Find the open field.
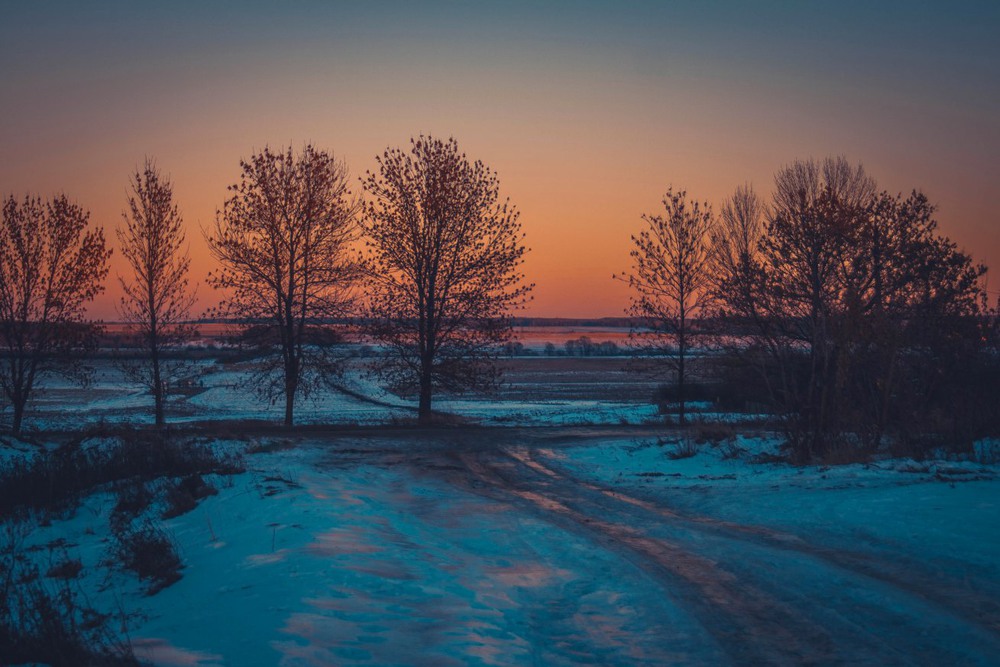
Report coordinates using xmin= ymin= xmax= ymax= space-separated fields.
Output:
xmin=15 ymin=355 xmax=668 ymax=431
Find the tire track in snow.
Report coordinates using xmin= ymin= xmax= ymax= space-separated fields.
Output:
xmin=518 ymin=446 xmax=1000 ymax=639
xmin=457 ymin=448 xmax=840 ymax=665
xmin=450 ymin=444 xmax=1000 ymax=666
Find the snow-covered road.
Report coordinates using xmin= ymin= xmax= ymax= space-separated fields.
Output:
xmin=46 ymin=427 xmax=995 ymax=666
xmin=444 ymin=440 xmax=1000 ymax=665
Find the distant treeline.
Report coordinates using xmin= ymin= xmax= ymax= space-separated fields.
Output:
xmin=503 ymin=337 xmax=625 ymax=357
xmin=512 ymin=317 xmax=634 ymax=328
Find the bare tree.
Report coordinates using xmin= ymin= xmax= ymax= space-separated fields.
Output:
xmin=360 ymin=135 xmax=532 ymax=424
xmin=710 ymin=184 xmax=767 ymax=321
xmin=623 ymin=188 xmax=715 ymax=426
xmin=766 ymin=159 xmax=882 ymax=455
xmin=858 ymin=189 xmax=987 ymax=451
xmin=0 ymin=195 xmax=111 ymax=434
xmin=706 ymin=184 xmax=781 ymax=422
xmin=207 ymin=145 xmax=360 ymax=426
xmin=714 ymin=157 xmax=987 ymax=460
xmin=117 ymin=159 xmax=195 ymax=426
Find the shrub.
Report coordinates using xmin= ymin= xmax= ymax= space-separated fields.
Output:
xmin=161 ymin=474 xmax=217 ymax=519
xmin=113 ymin=521 xmax=182 ymax=596
xmin=111 ymin=481 xmax=154 ymax=532
xmin=665 ymin=437 xmax=699 ymax=460
xmin=719 ymin=438 xmax=746 ymax=460
xmin=1 ymin=526 xmax=138 ymax=666
xmin=693 ymin=422 xmax=737 ymax=444
xmin=45 ymin=559 xmax=83 ymax=580
xmin=0 ymin=429 xmax=243 ymax=519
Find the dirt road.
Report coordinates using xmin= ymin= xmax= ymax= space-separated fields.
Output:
xmin=379 ymin=433 xmax=1000 ymax=666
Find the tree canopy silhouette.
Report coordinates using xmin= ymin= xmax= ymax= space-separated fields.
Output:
xmin=713 ymin=157 xmax=988 ymax=459
xmin=623 ymin=188 xmax=715 ymax=426
xmin=0 ymin=195 xmax=110 ymax=434
xmin=207 ymin=145 xmax=361 ymax=426
xmin=117 ymin=159 xmax=195 ymax=426
xmin=360 ymin=135 xmax=531 ymax=424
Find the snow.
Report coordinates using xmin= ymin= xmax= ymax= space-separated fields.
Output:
xmin=10 ymin=441 xmax=720 ymax=665
xmin=3 ymin=359 xmax=999 ymax=665
xmin=544 ymin=436 xmax=1000 ymax=575
xmin=13 ymin=359 xmax=661 ymax=430
xmin=7 ymin=431 xmax=998 ymax=665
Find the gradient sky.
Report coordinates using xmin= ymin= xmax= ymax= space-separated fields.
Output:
xmin=2 ymin=1 xmax=998 ymax=319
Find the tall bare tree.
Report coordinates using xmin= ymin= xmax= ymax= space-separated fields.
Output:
xmin=710 ymin=184 xmax=767 ymax=321
xmin=360 ymin=135 xmax=532 ymax=424
xmin=207 ymin=145 xmax=360 ymax=426
xmin=623 ymin=188 xmax=715 ymax=426
xmin=714 ymin=157 xmax=987 ymax=459
xmin=117 ymin=159 xmax=195 ymax=426
xmin=0 ymin=195 xmax=111 ymax=434
xmin=763 ymin=159 xmax=879 ymax=455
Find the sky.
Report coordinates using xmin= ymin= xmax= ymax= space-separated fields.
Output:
xmin=1 ymin=0 xmax=998 ymax=319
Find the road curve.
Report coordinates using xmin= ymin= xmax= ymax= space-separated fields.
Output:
xmin=439 ymin=442 xmax=1000 ymax=666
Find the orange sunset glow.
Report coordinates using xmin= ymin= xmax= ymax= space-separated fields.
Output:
xmin=2 ymin=2 xmax=998 ymax=319
xmin=3 ymin=4 xmax=1000 ymax=664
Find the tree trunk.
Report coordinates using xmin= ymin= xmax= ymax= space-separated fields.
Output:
xmin=418 ymin=357 xmax=433 ymax=425
xmin=678 ymin=348 xmax=686 ymax=427
xmin=11 ymin=397 xmax=25 ymax=436
xmin=152 ymin=354 xmax=164 ymax=427
xmin=677 ymin=319 xmax=687 ymax=428
xmin=284 ymin=389 xmax=295 ymax=427
xmin=284 ymin=360 xmax=297 ymax=427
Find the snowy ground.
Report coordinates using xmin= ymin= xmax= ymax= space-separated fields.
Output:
xmin=6 ymin=429 xmax=999 ymax=666
xmin=3 ymin=359 xmax=1000 ymax=665
xmin=14 ymin=357 xmax=663 ymax=430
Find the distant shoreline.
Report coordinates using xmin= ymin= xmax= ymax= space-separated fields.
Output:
xmin=99 ymin=317 xmax=638 ymax=329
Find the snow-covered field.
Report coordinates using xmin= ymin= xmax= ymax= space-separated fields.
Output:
xmin=549 ymin=436 xmax=1000 ymax=572
xmin=15 ymin=357 xmax=664 ymax=430
xmin=3 ymin=359 xmax=999 ymax=665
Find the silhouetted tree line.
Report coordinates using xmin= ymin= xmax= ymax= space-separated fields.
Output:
xmin=626 ymin=157 xmax=997 ymax=461
xmin=2 ymin=150 xmax=995 ymax=458
xmin=537 ymin=337 xmax=622 ymax=357
xmin=0 ymin=135 xmax=530 ymax=433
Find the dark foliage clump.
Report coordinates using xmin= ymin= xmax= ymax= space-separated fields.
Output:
xmin=653 ymin=381 xmax=751 ymax=415
xmin=692 ymin=422 xmax=738 ymax=445
xmin=708 ymin=350 xmax=777 ymax=414
xmin=1 ymin=530 xmax=139 ymax=666
xmin=113 ymin=520 xmax=182 ymax=596
xmin=0 ymin=429 xmax=243 ymax=520
xmin=46 ymin=558 xmax=84 ymax=580
xmin=561 ymin=337 xmax=622 ymax=357
xmin=161 ymin=474 xmax=217 ymax=519
xmin=111 ymin=481 xmax=155 ymax=532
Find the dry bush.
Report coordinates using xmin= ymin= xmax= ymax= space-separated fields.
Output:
xmin=111 ymin=481 xmax=154 ymax=532
xmin=0 ymin=429 xmax=243 ymax=519
xmin=45 ymin=559 xmax=83 ymax=580
xmin=161 ymin=474 xmax=217 ymax=519
xmin=692 ymin=422 xmax=737 ymax=444
xmin=666 ymin=437 xmax=699 ymax=460
xmin=1 ymin=524 xmax=138 ymax=665
xmin=719 ymin=439 xmax=746 ymax=460
xmin=112 ymin=520 xmax=182 ymax=596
